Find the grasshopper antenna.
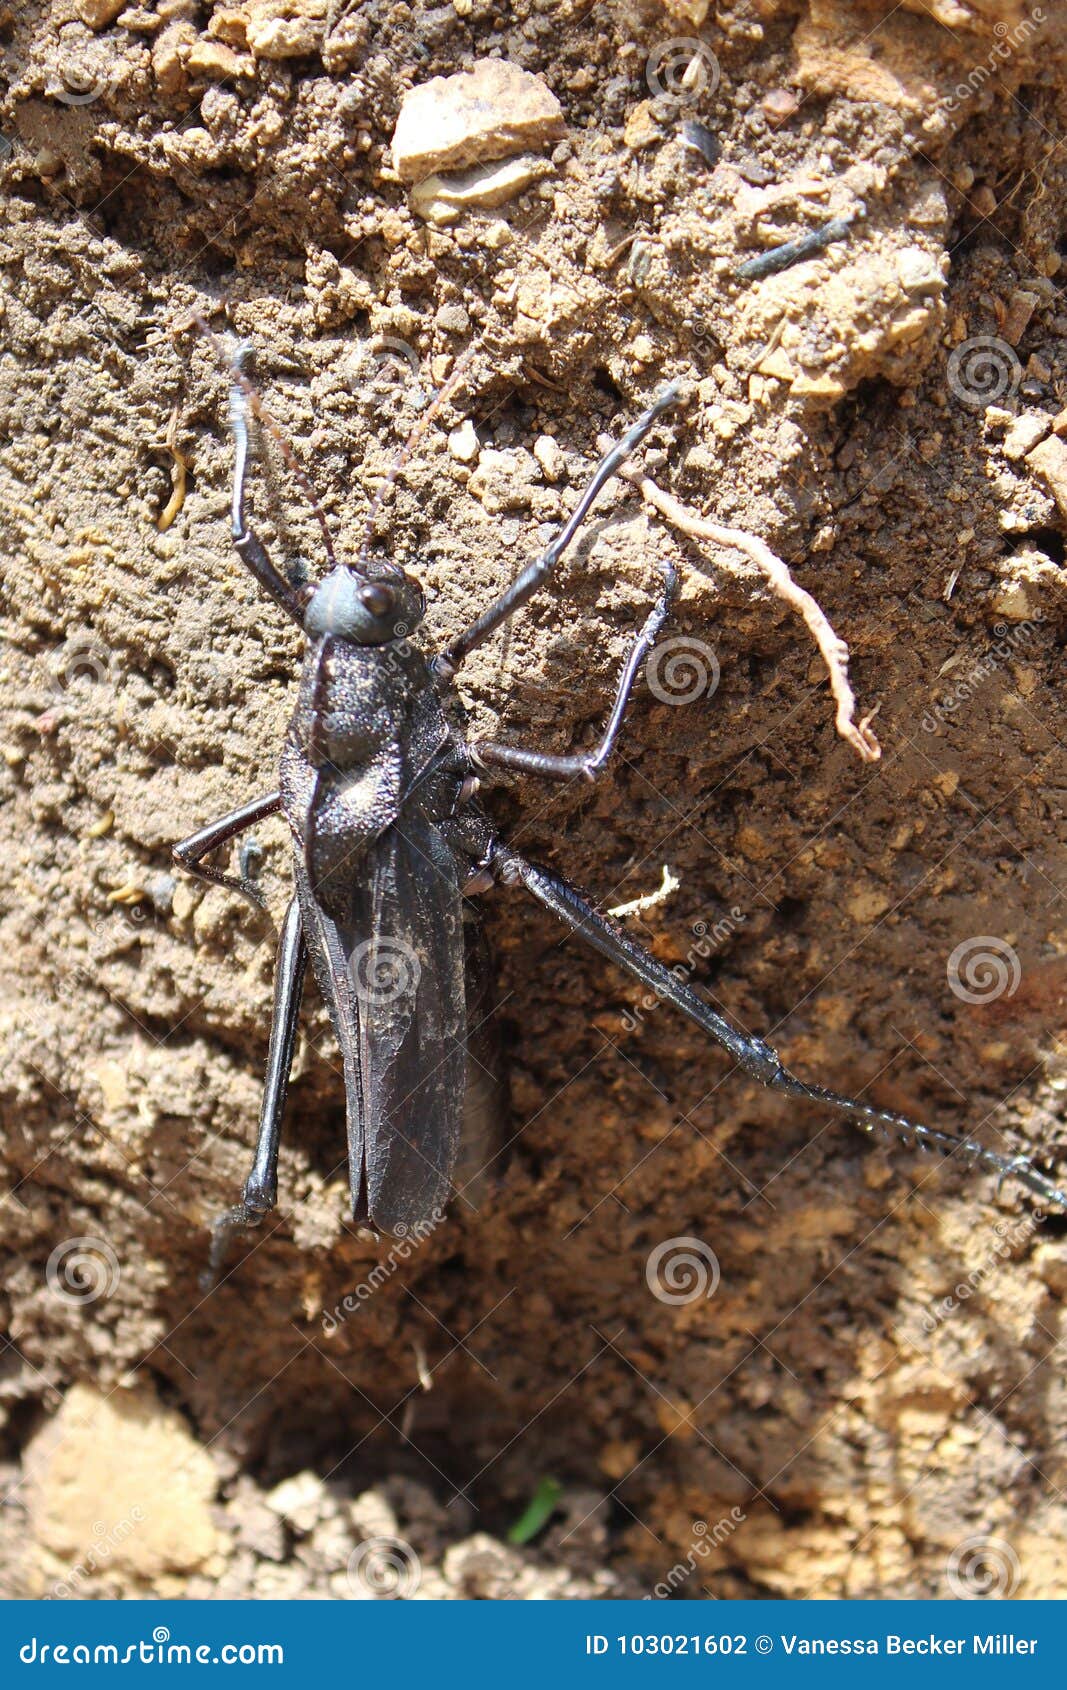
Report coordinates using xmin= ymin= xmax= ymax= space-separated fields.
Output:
xmin=189 ymin=308 xmax=338 ymax=572
xmin=358 ymin=338 xmax=481 ymax=567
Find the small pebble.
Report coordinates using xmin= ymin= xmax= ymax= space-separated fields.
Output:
xmin=1002 ymin=288 xmax=1039 ymax=346
xmin=448 ymin=420 xmax=479 ymax=463
xmin=679 ymin=119 xmax=720 ymax=168
xmin=391 ymin=59 xmax=564 ymax=182
xmin=1001 ymin=412 xmax=1051 ymax=462
xmin=533 ymin=435 xmax=565 ymax=482
xmin=762 ymin=89 xmax=800 ymax=126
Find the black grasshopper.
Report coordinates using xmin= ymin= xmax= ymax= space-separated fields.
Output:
xmin=174 ymin=342 xmax=1067 ymax=1275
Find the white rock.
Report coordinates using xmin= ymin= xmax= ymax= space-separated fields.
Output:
xmin=533 ymin=434 xmax=565 ymax=482
xmin=448 ymin=420 xmax=480 ymax=462
xmin=410 ymin=155 xmax=550 ymax=226
xmin=391 ymin=58 xmax=564 ymax=182
xmin=265 ymin=1470 xmax=325 ymax=1533
xmin=1002 ymin=411 xmax=1052 ymax=462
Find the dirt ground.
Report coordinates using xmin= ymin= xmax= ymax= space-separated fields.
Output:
xmin=2 ymin=0 xmax=1067 ymax=1602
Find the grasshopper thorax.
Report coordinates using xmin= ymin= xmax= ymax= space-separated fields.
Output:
xmin=303 ymin=563 xmax=424 ymax=646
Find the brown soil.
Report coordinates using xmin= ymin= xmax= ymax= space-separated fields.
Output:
xmin=2 ymin=0 xmax=1067 ymax=1601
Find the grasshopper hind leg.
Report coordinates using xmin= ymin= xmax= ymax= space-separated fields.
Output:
xmin=493 ymin=845 xmax=1067 ymax=1214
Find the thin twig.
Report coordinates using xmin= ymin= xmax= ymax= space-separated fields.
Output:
xmin=612 ymin=457 xmax=881 ymax=762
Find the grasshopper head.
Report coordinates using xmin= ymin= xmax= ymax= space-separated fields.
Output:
xmin=303 ymin=564 xmax=424 ymax=646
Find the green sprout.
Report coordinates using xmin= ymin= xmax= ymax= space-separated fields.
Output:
xmin=507 ymin=1477 xmax=564 ymax=1546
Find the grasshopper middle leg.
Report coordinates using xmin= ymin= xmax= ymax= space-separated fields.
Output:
xmin=205 ymin=896 xmax=307 ymax=1283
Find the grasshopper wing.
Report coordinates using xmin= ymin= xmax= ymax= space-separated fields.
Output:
xmin=296 ymin=817 xmax=466 ymax=1234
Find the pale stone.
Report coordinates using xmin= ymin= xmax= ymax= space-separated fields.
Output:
xmin=246 ymin=1 xmax=326 ymax=61
xmin=789 ymin=371 xmax=848 ymax=400
xmin=75 ymin=0 xmax=125 ymax=27
xmin=894 ymin=245 xmax=944 ymax=297
xmin=152 ymin=21 xmax=197 ymax=95
xmin=479 ymin=219 xmax=513 ymax=249
xmin=265 ymin=1470 xmax=324 ymax=1532
xmin=533 ymin=434 xmax=565 ymax=482
xmin=187 ymin=40 xmax=246 ymax=80
xmin=448 ymin=419 xmax=479 ymax=463
xmin=659 ymin=0 xmax=711 ymax=22
xmin=991 ymin=580 xmax=1034 ymax=623
xmin=26 ymin=1385 xmax=218 ymax=1581
xmin=758 ymin=346 xmax=796 ymax=382
xmin=468 ymin=448 xmax=540 ymax=514
xmin=623 ymin=101 xmax=662 ymax=151
xmin=847 ymin=888 xmax=891 ymax=923
xmin=1026 ymin=434 xmax=1067 ymax=519
xmin=1001 ymin=412 xmax=1051 ymax=462
xmin=410 ymin=155 xmax=550 ymax=226
xmin=1003 ymin=288 xmax=1039 ymax=346
xmin=391 ymin=59 xmax=564 ymax=182
xmin=762 ymin=89 xmax=800 ymax=125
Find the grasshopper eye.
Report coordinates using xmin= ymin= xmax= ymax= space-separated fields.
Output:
xmin=360 ymin=583 xmax=395 ymax=618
